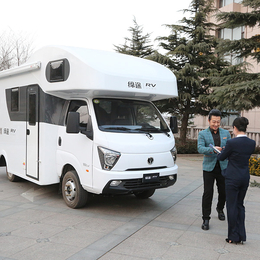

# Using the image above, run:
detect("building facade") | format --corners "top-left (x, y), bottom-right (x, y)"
top-left (193, 0), bottom-right (260, 133)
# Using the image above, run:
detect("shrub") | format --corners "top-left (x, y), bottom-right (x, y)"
top-left (254, 146), bottom-right (260, 154)
top-left (250, 180), bottom-right (260, 188)
top-left (175, 138), bottom-right (198, 154)
top-left (249, 156), bottom-right (260, 176)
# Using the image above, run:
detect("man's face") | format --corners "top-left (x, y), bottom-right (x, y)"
top-left (208, 115), bottom-right (221, 132)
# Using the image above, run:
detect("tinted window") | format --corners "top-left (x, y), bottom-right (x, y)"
top-left (93, 98), bottom-right (169, 133)
top-left (29, 93), bottom-right (36, 125)
top-left (67, 100), bottom-right (89, 127)
top-left (46, 59), bottom-right (70, 82)
top-left (11, 88), bottom-right (19, 111)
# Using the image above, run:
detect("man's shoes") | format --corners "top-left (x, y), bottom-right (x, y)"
top-left (201, 219), bottom-right (209, 230)
top-left (216, 208), bottom-right (225, 221)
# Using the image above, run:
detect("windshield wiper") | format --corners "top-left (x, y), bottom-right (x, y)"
top-left (157, 129), bottom-right (171, 137)
top-left (105, 127), bottom-right (131, 131)
top-left (134, 128), bottom-right (170, 137)
top-left (102, 126), bottom-right (152, 134)
top-left (102, 126), bottom-right (170, 137)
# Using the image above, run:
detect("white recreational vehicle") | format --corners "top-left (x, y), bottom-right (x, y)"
top-left (0, 46), bottom-right (178, 208)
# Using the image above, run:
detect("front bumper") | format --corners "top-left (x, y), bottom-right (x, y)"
top-left (102, 173), bottom-right (177, 195)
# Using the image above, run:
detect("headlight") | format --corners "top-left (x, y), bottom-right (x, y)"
top-left (170, 146), bottom-right (177, 162)
top-left (98, 146), bottom-right (121, 171)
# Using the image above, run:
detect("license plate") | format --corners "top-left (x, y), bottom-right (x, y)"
top-left (143, 173), bottom-right (159, 183)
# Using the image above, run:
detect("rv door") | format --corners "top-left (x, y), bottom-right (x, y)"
top-left (26, 85), bottom-right (39, 179)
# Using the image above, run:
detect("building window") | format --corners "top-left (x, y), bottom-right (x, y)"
top-left (219, 0), bottom-right (242, 8)
top-left (221, 111), bottom-right (240, 126)
top-left (218, 27), bottom-right (244, 40)
top-left (217, 26), bottom-right (244, 64)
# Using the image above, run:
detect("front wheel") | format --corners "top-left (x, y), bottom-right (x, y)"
top-left (134, 189), bottom-right (155, 199)
top-left (6, 168), bottom-right (20, 182)
top-left (62, 170), bottom-right (88, 209)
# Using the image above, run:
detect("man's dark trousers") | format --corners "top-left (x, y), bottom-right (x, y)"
top-left (202, 162), bottom-right (225, 220)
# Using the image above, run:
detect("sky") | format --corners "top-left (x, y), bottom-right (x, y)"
top-left (1, 0), bottom-right (192, 53)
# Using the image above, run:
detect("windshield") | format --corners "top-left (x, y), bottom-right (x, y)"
top-left (93, 98), bottom-right (170, 133)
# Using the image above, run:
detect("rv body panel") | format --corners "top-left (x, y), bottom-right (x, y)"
top-left (23, 46), bottom-right (178, 101)
top-left (56, 124), bottom-right (94, 189)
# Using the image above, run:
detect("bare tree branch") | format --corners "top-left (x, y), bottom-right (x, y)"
top-left (0, 29), bottom-right (34, 71)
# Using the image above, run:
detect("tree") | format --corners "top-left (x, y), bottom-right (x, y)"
top-left (207, 0), bottom-right (260, 111)
top-left (114, 17), bottom-right (154, 58)
top-left (0, 30), bottom-right (34, 71)
top-left (151, 0), bottom-right (229, 143)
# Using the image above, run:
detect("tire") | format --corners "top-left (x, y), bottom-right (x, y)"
top-left (6, 168), bottom-right (20, 182)
top-left (62, 170), bottom-right (88, 209)
top-left (134, 189), bottom-right (155, 199)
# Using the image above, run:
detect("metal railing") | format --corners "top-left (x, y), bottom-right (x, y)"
top-left (176, 126), bottom-right (260, 147)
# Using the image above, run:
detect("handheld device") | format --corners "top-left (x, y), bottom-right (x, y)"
top-left (209, 144), bottom-right (221, 154)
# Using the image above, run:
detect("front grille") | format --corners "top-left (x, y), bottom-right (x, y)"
top-left (123, 176), bottom-right (170, 189)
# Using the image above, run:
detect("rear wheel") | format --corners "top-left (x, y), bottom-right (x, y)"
top-left (134, 189), bottom-right (155, 199)
top-left (62, 170), bottom-right (88, 209)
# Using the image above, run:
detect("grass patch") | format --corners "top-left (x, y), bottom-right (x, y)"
top-left (250, 180), bottom-right (260, 188)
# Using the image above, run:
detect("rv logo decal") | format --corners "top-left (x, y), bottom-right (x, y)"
top-left (128, 81), bottom-right (142, 89)
top-left (1, 128), bottom-right (16, 135)
top-left (3, 128), bottom-right (9, 135)
top-left (128, 82), bottom-right (157, 89)
top-left (145, 83), bottom-right (156, 88)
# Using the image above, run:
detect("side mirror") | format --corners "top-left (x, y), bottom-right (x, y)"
top-left (170, 116), bottom-right (178, 133)
top-left (66, 112), bottom-right (80, 133)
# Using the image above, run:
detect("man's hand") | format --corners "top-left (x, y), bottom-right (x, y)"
top-left (215, 146), bottom-right (222, 152)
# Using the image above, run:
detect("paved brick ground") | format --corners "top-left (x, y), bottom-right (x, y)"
top-left (0, 155), bottom-right (259, 260)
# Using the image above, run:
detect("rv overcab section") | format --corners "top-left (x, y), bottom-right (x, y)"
top-left (0, 46), bottom-right (178, 208)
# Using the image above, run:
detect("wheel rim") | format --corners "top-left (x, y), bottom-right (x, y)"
top-left (64, 179), bottom-right (77, 201)
top-left (7, 171), bottom-right (13, 179)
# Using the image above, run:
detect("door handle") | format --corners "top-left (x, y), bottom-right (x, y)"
top-left (58, 137), bottom-right (62, 146)
top-left (27, 129), bottom-right (30, 135)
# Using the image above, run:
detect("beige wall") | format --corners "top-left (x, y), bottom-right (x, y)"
top-left (241, 109), bottom-right (260, 132)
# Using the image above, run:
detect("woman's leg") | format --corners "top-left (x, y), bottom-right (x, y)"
top-left (226, 178), bottom-right (240, 242)
top-left (237, 179), bottom-right (249, 241)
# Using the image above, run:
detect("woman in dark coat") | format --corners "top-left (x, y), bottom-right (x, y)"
top-left (217, 117), bottom-right (255, 244)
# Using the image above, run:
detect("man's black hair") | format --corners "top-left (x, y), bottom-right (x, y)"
top-left (208, 109), bottom-right (222, 121)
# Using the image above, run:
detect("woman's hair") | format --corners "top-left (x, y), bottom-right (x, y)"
top-left (232, 117), bottom-right (249, 132)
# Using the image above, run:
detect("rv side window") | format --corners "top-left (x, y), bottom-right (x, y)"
top-left (29, 93), bottom-right (37, 125)
top-left (46, 59), bottom-right (70, 83)
top-left (67, 100), bottom-right (89, 126)
top-left (11, 88), bottom-right (19, 111)
top-left (50, 60), bottom-right (64, 81)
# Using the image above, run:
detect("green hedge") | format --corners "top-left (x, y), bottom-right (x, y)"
top-left (175, 138), bottom-right (198, 154)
